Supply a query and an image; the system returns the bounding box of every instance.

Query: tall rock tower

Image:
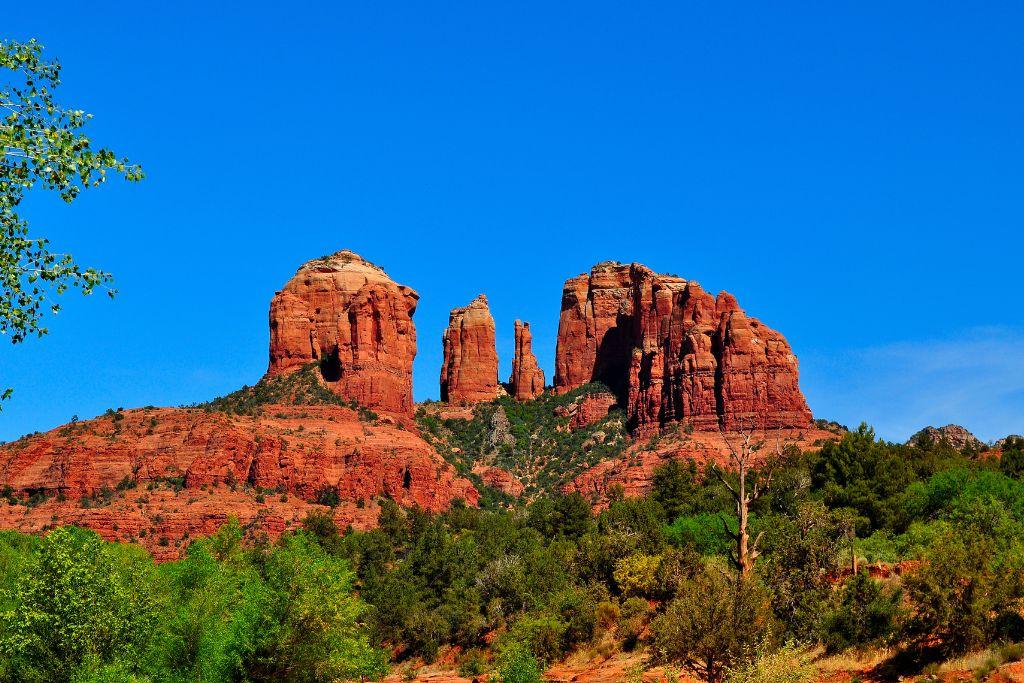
[509,320,545,400]
[440,294,500,404]
[267,250,419,414]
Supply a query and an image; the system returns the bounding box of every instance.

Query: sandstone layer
[268,250,419,414]
[0,405,478,558]
[554,261,813,432]
[509,320,545,400]
[440,294,500,404]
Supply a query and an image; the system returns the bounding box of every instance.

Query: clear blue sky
[2,2,1022,443]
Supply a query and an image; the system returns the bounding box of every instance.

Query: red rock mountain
[268,250,419,415]
[509,320,545,400]
[554,261,812,433]
[440,294,501,405]
[0,250,477,558]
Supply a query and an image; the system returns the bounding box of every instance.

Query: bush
[723,642,816,683]
[651,567,778,681]
[618,597,651,649]
[821,570,901,653]
[496,645,543,683]
[314,485,340,508]
[903,523,1024,655]
[503,614,568,665]
[613,552,662,597]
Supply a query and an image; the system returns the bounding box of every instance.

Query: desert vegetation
[2,425,1023,682]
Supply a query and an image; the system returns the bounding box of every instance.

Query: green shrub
[723,641,816,683]
[821,570,901,652]
[496,645,543,683]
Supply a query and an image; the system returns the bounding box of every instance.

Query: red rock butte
[440,294,501,405]
[554,261,813,432]
[509,320,545,401]
[267,250,419,415]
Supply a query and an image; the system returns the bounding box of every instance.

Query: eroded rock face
[509,320,545,400]
[267,250,419,415]
[554,391,619,432]
[440,294,500,404]
[554,262,813,432]
[0,406,478,558]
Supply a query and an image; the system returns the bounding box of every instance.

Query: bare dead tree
[710,421,787,576]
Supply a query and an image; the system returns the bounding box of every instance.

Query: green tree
[150,524,267,683]
[0,526,156,683]
[242,532,389,682]
[999,437,1024,479]
[821,570,901,653]
[652,459,700,521]
[1,38,142,404]
[760,502,854,640]
[902,504,1024,655]
[651,566,778,682]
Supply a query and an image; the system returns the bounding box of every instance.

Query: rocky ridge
[0,250,823,554]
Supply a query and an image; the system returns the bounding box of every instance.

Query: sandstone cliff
[509,320,545,400]
[0,405,478,558]
[440,294,500,404]
[268,250,418,415]
[554,261,812,432]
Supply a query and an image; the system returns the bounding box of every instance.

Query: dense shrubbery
[416,383,629,496]
[1,422,1022,681]
[199,362,377,420]
[0,523,387,683]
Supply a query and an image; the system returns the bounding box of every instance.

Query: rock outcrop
[0,248,489,558]
[0,405,478,558]
[996,435,1024,449]
[440,294,500,404]
[268,250,419,415]
[554,261,813,432]
[907,425,985,451]
[555,391,619,432]
[566,425,840,505]
[509,320,545,400]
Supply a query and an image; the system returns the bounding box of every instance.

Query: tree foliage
[1,38,142,403]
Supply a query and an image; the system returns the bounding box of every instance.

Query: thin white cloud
[801,326,1024,443]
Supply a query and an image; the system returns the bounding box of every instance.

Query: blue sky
[2,2,1021,443]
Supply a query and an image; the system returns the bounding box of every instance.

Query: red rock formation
[566,425,840,505]
[440,294,500,404]
[554,262,813,432]
[0,405,478,558]
[472,464,526,498]
[554,263,636,398]
[555,391,619,431]
[509,320,545,400]
[267,250,418,415]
